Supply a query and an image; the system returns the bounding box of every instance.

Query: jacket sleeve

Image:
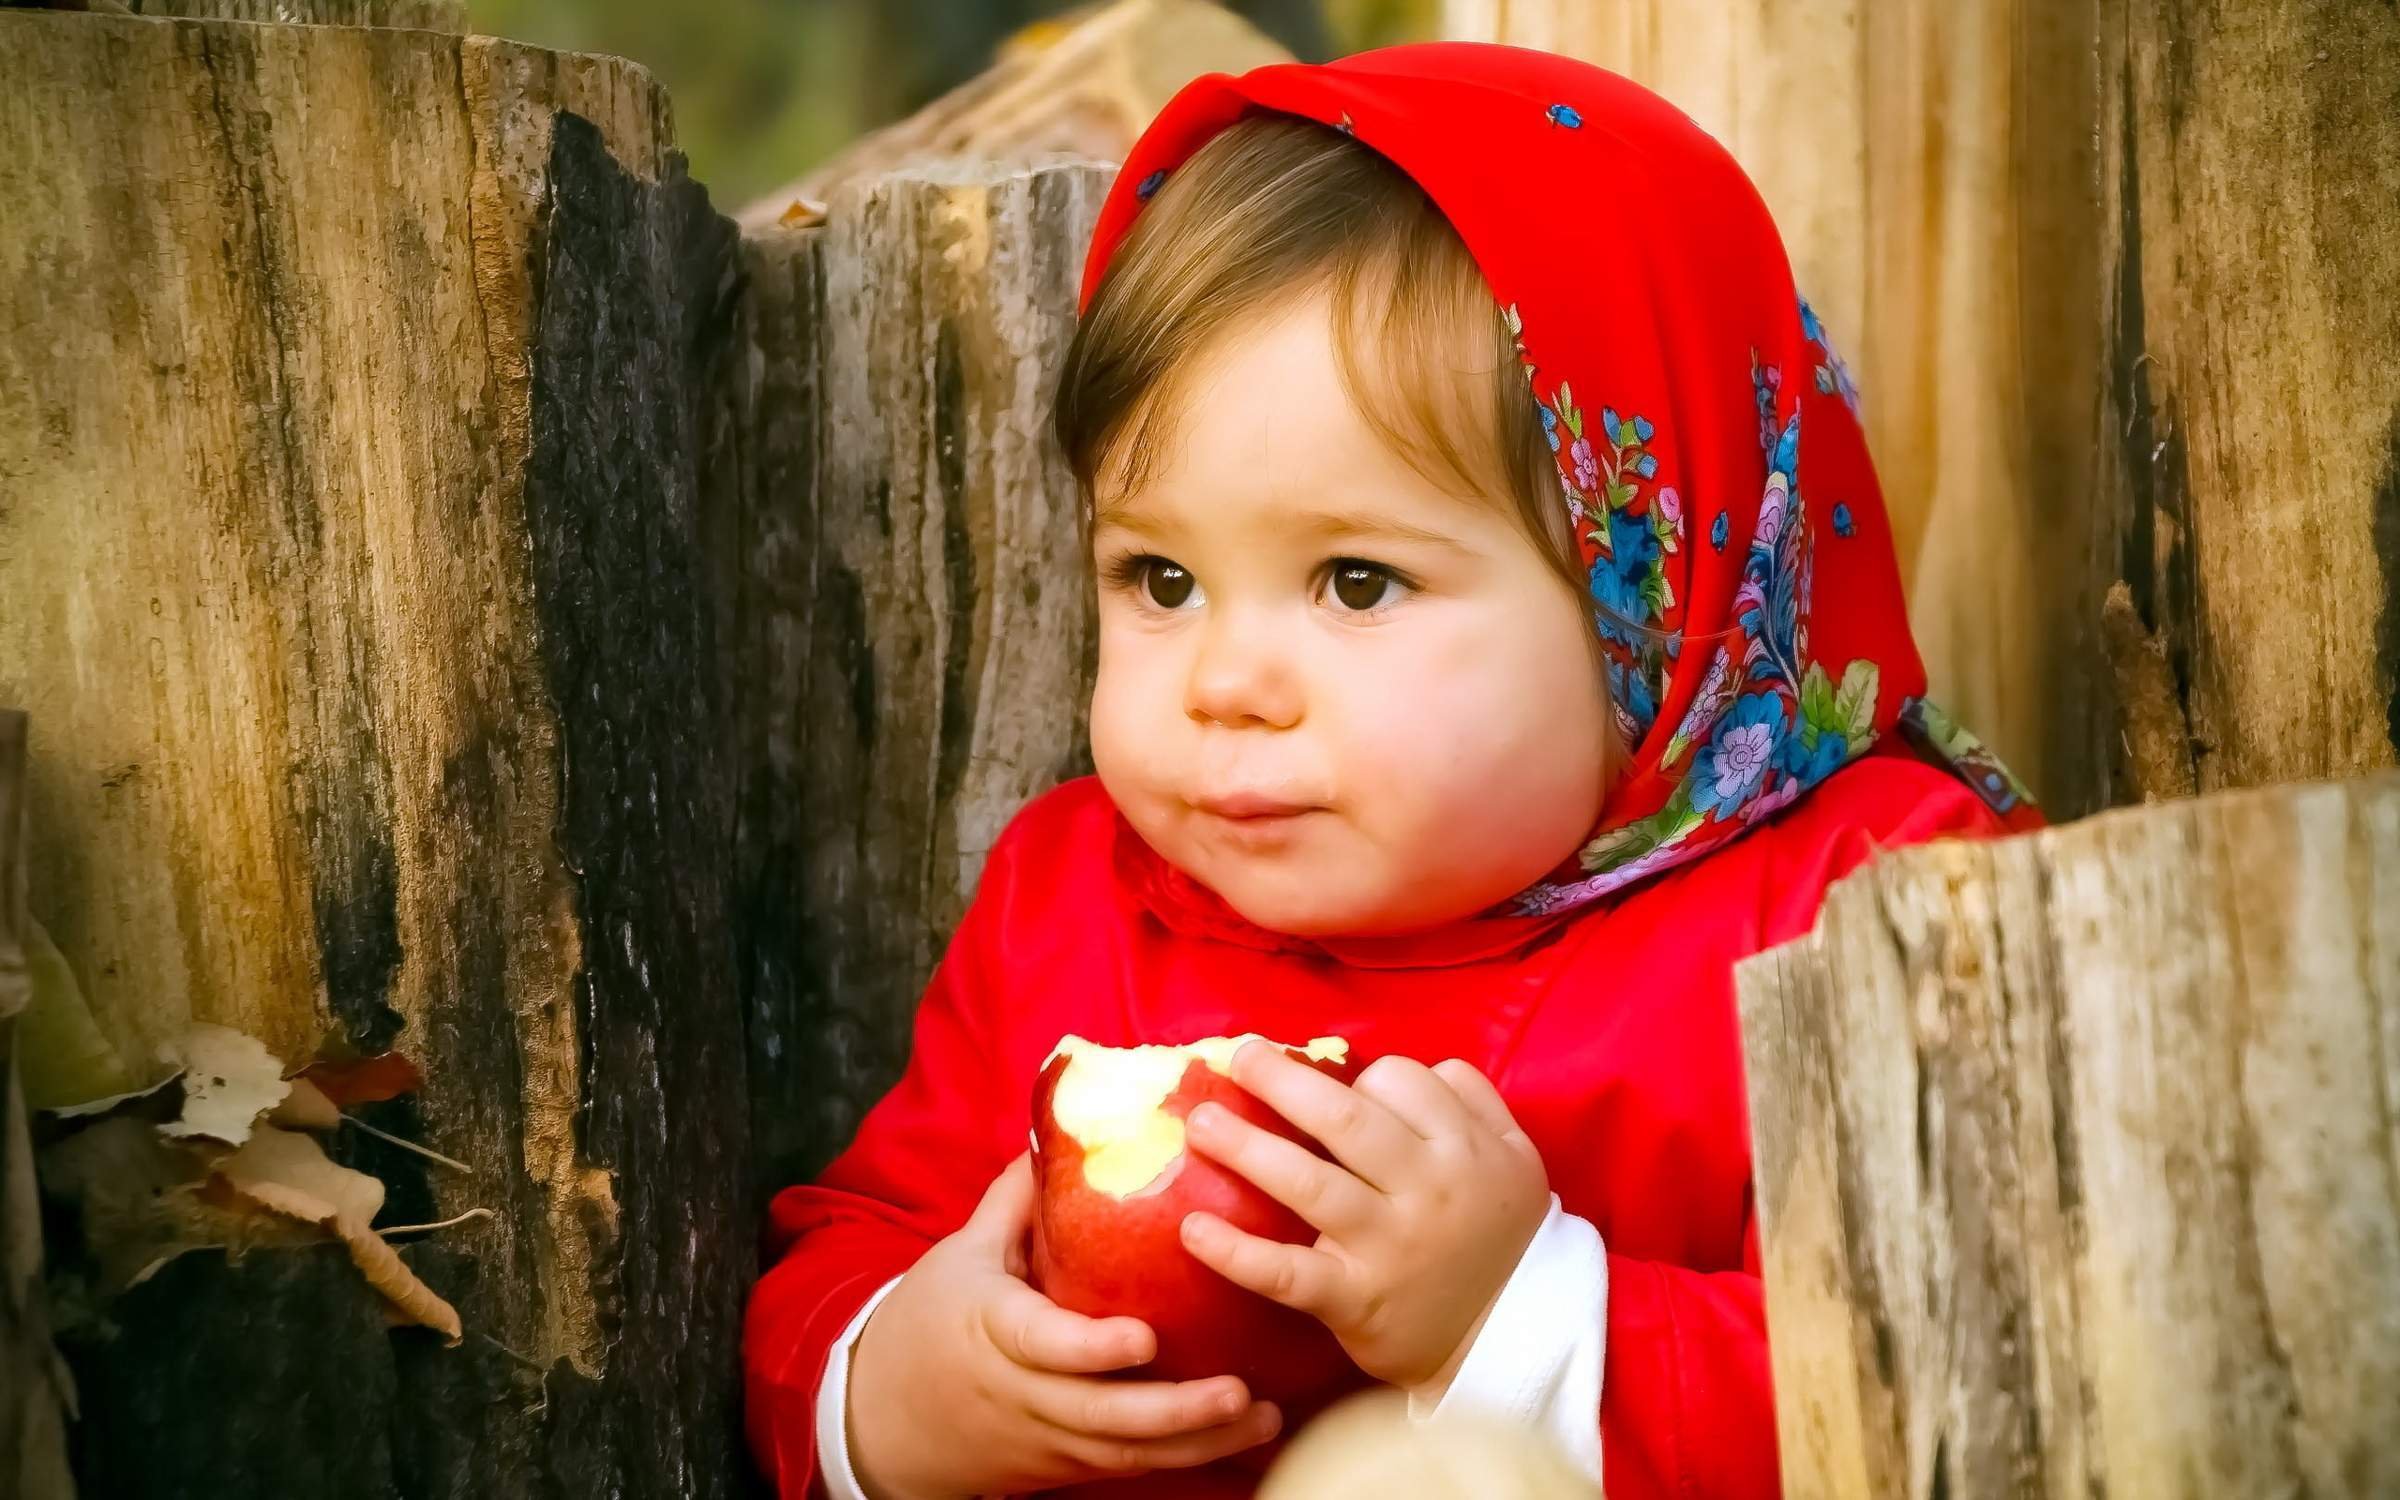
[1599,754,2025,1499]
[1599,1206,1777,1499]
[741,852,1023,1498]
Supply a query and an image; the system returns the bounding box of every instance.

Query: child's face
[1087,290,1612,937]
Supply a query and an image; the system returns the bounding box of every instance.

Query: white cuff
[814,1275,907,1500]
[1404,1193,1606,1483]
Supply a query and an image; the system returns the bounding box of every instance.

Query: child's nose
[1183,606,1303,730]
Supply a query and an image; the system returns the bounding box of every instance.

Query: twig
[378,1207,495,1237]
[343,1115,475,1174]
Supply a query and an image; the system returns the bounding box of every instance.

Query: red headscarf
[1078,42,2036,920]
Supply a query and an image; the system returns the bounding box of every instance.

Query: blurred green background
[466,0,1439,208]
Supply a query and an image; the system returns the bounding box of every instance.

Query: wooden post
[1439,0,2102,808]
[722,159,1110,1190]
[132,0,466,27]
[0,13,752,1494]
[1,710,76,1500]
[2082,0,2400,808]
[1734,775,2400,1498]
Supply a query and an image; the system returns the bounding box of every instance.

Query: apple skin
[1027,1039,1366,1413]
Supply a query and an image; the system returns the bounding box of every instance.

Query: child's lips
[1192,790,1319,820]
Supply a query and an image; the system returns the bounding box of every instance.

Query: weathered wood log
[1735,775,2400,1498]
[1440,0,2102,808]
[0,12,751,1495]
[721,160,1108,1189]
[1,710,77,1500]
[2082,0,2400,808]
[129,0,465,27]
[736,0,1288,231]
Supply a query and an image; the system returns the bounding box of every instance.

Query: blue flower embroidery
[1136,169,1168,200]
[1591,507,1660,628]
[1832,503,1855,537]
[1547,103,1583,129]
[1538,404,1560,453]
[1710,512,1730,551]
[1692,692,1787,814]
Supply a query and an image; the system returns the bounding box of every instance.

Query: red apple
[1027,1032,1365,1412]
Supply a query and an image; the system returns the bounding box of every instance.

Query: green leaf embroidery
[1796,662,1837,752]
[1833,659,1880,740]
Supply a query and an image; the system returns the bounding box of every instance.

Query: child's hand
[846,1152,1284,1500]
[1178,1043,1550,1392]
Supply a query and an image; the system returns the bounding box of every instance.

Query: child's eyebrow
[1092,497,1473,556]
[1286,507,1477,554]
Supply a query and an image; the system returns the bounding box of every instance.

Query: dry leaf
[218,1124,384,1226]
[268,1077,343,1133]
[776,196,827,228]
[38,1118,313,1291]
[298,1052,423,1109]
[223,1160,459,1342]
[16,916,148,1110]
[156,1024,288,1148]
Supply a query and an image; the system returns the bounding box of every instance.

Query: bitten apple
[1028,1033,1363,1411]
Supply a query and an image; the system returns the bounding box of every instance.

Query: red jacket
[744,753,2007,1498]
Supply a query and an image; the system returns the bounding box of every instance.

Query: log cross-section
[1735,775,2400,1498]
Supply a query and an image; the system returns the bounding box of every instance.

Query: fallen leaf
[218,1124,384,1227]
[157,1024,288,1148]
[17,918,152,1111]
[297,1052,423,1108]
[38,1118,313,1291]
[223,1163,459,1342]
[268,1077,342,1133]
[777,195,828,228]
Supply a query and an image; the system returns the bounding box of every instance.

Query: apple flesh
[1028,1032,1364,1412]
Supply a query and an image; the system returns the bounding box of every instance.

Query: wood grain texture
[0,14,754,1496]
[132,0,466,28]
[2082,0,2400,810]
[1441,0,2100,806]
[1736,774,2400,1499]
[722,160,1108,1190]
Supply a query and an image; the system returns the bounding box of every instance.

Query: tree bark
[1735,774,2400,1499]
[721,160,1109,1191]
[2081,0,2400,810]
[1439,0,2102,808]
[0,13,752,1495]
[130,0,465,28]
[1,710,77,1500]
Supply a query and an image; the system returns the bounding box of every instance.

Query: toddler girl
[744,40,2036,1500]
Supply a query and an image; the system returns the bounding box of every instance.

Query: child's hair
[1053,114,1590,613]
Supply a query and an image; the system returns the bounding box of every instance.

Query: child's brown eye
[1328,562,1396,613]
[1143,560,1196,609]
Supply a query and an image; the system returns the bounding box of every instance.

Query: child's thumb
[963,1151,1037,1256]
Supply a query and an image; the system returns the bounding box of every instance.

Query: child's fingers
[1054,1400,1284,1478]
[1352,1054,1475,1140]
[1180,1210,1351,1321]
[1185,1102,1380,1235]
[961,1151,1038,1255]
[1431,1058,1530,1145]
[983,1282,1156,1373]
[1020,1365,1257,1443]
[1227,1040,1419,1189]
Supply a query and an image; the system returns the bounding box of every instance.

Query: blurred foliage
[467,0,1438,208]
